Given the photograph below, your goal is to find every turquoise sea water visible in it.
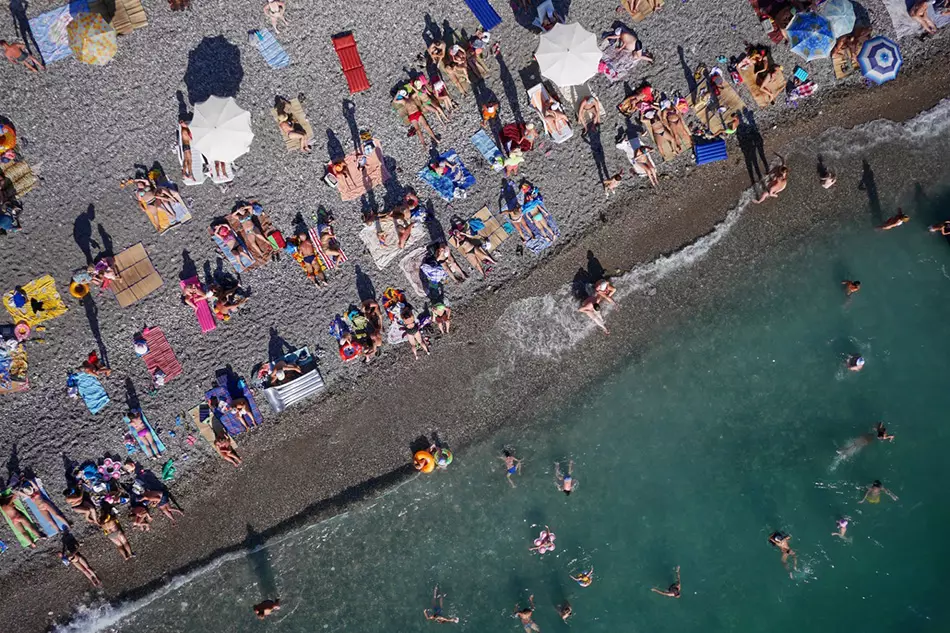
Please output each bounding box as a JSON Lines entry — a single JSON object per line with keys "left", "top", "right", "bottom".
{"left": 61, "top": 181, "right": 950, "bottom": 633}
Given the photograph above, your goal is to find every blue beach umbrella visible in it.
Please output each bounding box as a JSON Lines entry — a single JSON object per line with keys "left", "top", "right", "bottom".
{"left": 787, "top": 12, "right": 836, "bottom": 61}
{"left": 858, "top": 36, "right": 902, "bottom": 85}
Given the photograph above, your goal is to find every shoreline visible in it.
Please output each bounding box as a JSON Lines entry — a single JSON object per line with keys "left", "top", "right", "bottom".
{"left": 5, "top": 62, "right": 948, "bottom": 633}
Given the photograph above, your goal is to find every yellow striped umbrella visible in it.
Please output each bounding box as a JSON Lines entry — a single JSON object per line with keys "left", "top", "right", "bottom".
{"left": 67, "top": 13, "right": 117, "bottom": 66}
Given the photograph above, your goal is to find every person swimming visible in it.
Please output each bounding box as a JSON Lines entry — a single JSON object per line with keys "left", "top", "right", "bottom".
{"left": 832, "top": 518, "right": 849, "bottom": 539}
{"left": 570, "top": 567, "right": 593, "bottom": 587}
{"left": 879, "top": 209, "right": 909, "bottom": 230}
{"left": 876, "top": 422, "right": 895, "bottom": 442}
{"left": 650, "top": 566, "right": 681, "bottom": 598}
{"left": 499, "top": 450, "right": 522, "bottom": 488}
{"left": 253, "top": 599, "right": 281, "bottom": 619}
{"left": 859, "top": 480, "right": 899, "bottom": 504}
{"left": 768, "top": 532, "right": 798, "bottom": 577}
{"left": 513, "top": 595, "right": 540, "bottom": 632}
{"left": 842, "top": 280, "right": 861, "bottom": 296}
{"left": 557, "top": 602, "right": 572, "bottom": 622}
{"left": 847, "top": 355, "right": 865, "bottom": 372}
{"left": 554, "top": 460, "right": 575, "bottom": 496}
{"left": 423, "top": 586, "right": 459, "bottom": 624}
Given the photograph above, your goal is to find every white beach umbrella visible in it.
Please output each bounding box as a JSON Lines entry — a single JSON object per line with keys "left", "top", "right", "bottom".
{"left": 535, "top": 22, "right": 601, "bottom": 87}
{"left": 190, "top": 96, "right": 254, "bottom": 163}
{"left": 820, "top": 0, "right": 857, "bottom": 38}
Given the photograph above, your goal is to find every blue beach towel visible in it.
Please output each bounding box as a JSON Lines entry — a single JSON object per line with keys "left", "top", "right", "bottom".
{"left": 250, "top": 29, "right": 290, "bottom": 69}
{"left": 67, "top": 371, "right": 110, "bottom": 415}
{"left": 211, "top": 225, "right": 255, "bottom": 273}
{"left": 471, "top": 129, "right": 504, "bottom": 171}
{"left": 205, "top": 377, "right": 263, "bottom": 436}
{"left": 463, "top": 0, "right": 502, "bottom": 30}
{"left": 417, "top": 150, "right": 476, "bottom": 202}
{"left": 20, "top": 479, "right": 69, "bottom": 536}
{"left": 125, "top": 411, "right": 166, "bottom": 456}
{"left": 503, "top": 185, "right": 559, "bottom": 254}
{"left": 28, "top": 1, "right": 89, "bottom": 64}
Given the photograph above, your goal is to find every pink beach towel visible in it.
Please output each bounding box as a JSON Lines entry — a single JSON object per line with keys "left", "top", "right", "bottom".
{"left": 140, "top": 327, "right": 182, "bottom": 383}
{"left": 180, "top": 277, "right": 216, "bottom": 333}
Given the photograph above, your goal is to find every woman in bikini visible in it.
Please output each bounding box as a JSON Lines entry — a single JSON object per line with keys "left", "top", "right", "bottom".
{"left": 633, "top": 146, "right": 659, "bottom": 188}
{"left": 400, "top": 307, "right": 429, "bottom": 359}
{"left": 434, "top": 242, "right": 467, "bottom": 282}
{"left": 429, "top": 76, "right": 456, "bottom": 114}
{"left": 17, "top": 480, "right": 69, "bottom": 530}
{"left": 444, "top": 46, "right": 472, "bottom": 94}
{"left": 504, "top": 204, "right": 533, "bottom": 242}
{"left": 645, "top": 110, "right": 678, "bottom": 157}
{"left": 521, "top": 184, "right": 557, "bottom": 242}
{"left": 141, "top": 490, "right": 184, "bottom": 523}
{"left": 411, "top": 78, "right": 448, "bottom": 123}
{"left": 1, "top": 493, "right": 44, "bottom": 546}
{"left": 128, "top": 179, "right": 177, "bottom": 229}
{"left": 318, "top": 223, "right": 345, "bottom": 265}
{"left": 278, "top": 115, "right": 311, "bottom": 152}
{"left": 61, "top": 535, "right": 101, "bottom": 587}
{"left": 768, "top": 532, "right": 797, "bottom": 577}
{"left": 651, "top": 566, "right": 681, "bottom": 597}
{"left": 215, "top": 436, "right": 242, "bottom": 466}
{"left": 753, "top": 154, "right": 789, "bottom": 203}
{"left": 179, "top": 120, "right": 195, "bottom": 179}
{"left": 129, "top": 411, "right": 162, "bottom": 458}
{"left": 65, "top": 486, "right": 99, "bottom": 524}
{"left": 449, "top": 227, "right": 496, "bottom": 279}
{"left": 662, "top": 108, "right": 692, "bottom": 153}
{"left": 233, "top": 204, "right": 275, "bottom": 260}
{"left": 98, "top": 507, "right": 134, "bottom": 560}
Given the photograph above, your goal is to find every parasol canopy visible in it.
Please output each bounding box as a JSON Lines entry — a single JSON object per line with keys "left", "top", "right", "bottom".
{"left": 190, "top": 96, "right": 254, "bottom": 163}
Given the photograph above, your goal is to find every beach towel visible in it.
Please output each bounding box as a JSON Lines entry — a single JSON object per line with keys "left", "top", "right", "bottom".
{"left": 136, "top": 180, "right": 192, "bottom": 232}
{"left": 620, "top": 0, "right": 664, "bottom": 22}
{"left": 188, "top": 404, "right": 237, "bottom": 454}
{"left": 688, "top": 76, "right": 746, "bottom": 136}
{"left": 67, "top": 371, "right": 110, "bottom": 415}
{"left": 110, "top": 243, "right": 163, "bottom": 307}
{"left": 399, "top": 247, "right": 429, "bottom": 298}
{"left": 598, "top": 39, "right": 647, "bottom": 82}
{"left": 270, "top": 98, "right": 313, "bottom": 152}
{"left": 0, "top": 148, "right": 38, "bottom": 198}
{"left": 180, "top": 277, "right": 216, "bottom": 333}
{"left": 224, "top": 207, "right": 278, "bottom": 267}
{"left": 177, "top": 125, "right": 207, "bottom": 185}
{"left": 883, "top": 0, "right": 950, "bottom": 37}
{"left": 332, "top": 33, "right": 370, "bottom": 93}
{"left": 108, "top": 0, "right": 148, "bottom": 35}
{"left": 210, "top": 223, "right": 256, "bottom": 273}
{"left": 737, "top": 62, "right": 786, "bottom": 107}
{"left": 3, "top": 275, "right": 68, "bottom": 328}
{"left": 503, "top": 184, "right": 559, "bottom": 254}
{"left": 205, "top": 376, "right": 263, "bottom": 436}
{"left": 533, "top": 0, "right": 563, "bottom": 29}
{"left": 358, "top": 219, "right": 425, "bottom": 269}
{"left": 1, "top": 493, "right": 41, "bottom": 547}
{"left": 250, "top": 29, "right": 290, "bottom": 69}
{"left": 528, "top": 84, "right": 574, "bottom": 144}
{"left": 0, "top": 342, "right": 28, "bottom": 394}
{"left": 138, "top": 327, "right": 182, "bottom": 384}
{"left": 28, "top": 0, "right": 90, "bottom": 64}
{"left": 20, "top": 479, "right": 69, "bottom": 536}
{"left": 464, "top": 0, "right": 502, "bottom": 30}
{"left": 333, "top": 142, "right": 391, "bottom": 201}
{"left": 831, "top": 48, "right": 858, "bottom": 80}
{"left": 471, "top": 129, "right": 505, "bottom": 171}
{"left": 210, "top": 162, "right": 235, "bottom": 185}
{"left": 309, "top": 225, "right": 348, "bottom": 270}
{"left": 417, "top": 150, "right": 476, "bottom": 202}
{"left": 125, "top": 411, "right": 166, "bottom": 456}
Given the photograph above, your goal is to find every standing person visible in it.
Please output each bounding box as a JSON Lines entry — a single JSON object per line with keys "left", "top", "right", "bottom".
{"left": 768, "top": 532, "right": 797, "bottom": 577}
{"left": 513, "top": 595, "right": 540, "bottom": 632}
{"left": 254, "top": 599, "right": 281, "bottom": 619}
{"left": 400, "top": 307, "right": 430, "bottom": 360}
{"left": 263, "top": 0, "right": 288, "bottom": 33}
{"left": 651, "top": 566, "right": 681, "bottom": 597}
{"left": 179, "top": 121, "right": 195, "bottom": 180}
{"left": 842, "top": 280, "right": 861, "bottom": 296}
{"left": 554, "top": 460, "right": 575, "bottom": 495}
{"left": 1, "top": 40, "right": 45, "bottom": 72}
{"left": 61, "top": 533, "right": 101, "bottom": 587}
{"left": 859, "top": 480, "right": 899, "bottom": 504}
{"left": 423, "top": 586, "right": 459, "bottom": 624}
{"left": 499, "top": 450, "right": 522, "bottom": 487}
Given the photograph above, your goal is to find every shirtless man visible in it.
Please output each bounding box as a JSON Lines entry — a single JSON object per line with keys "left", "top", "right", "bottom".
{"left": 499, "top": 450, "right": 522, "bottom": 487}
{"left": 605, "top": 28, "right": 653, "bottom": 62}
{"left": 543, "top": 102, "right": 570, "bottom": 136}
{"left": 859, "top": 479, "right": 899, "bottom": 504}
{"left": 513, "top": 595, "right": 539, "bottom": 632}
{"left": 768, "top": 532, "right": 797, "bottom": 577}
{"left": 842, "top": 280, "right": 861, "bottom": 296}
{"left": 1, "top": 40, "right": 44, "bottom": 72}
{"left": 423, "top": 586, "right": 459, "bottom": 624}
{"left": 651, "top": 566, "right": 681, "bottom": 597}
{"left": 394, "top": 90, "right": 440, "bottom": 148}
{"left": 1, "top": 493, "right": 44, "bottom": 547}
{"left": 179, "top": 121, "right": 195, "bottom": 179}
{"left": 267, "top": 360, "right": 302, "bottom": 386}
{"left": 753, "top": 154, "right": 789, "bottom": 203}
{"left": 579, "top": 294, "right": 609, "bottom": 335}
{"left": 292, "top": 232, "right": 327, "bottom": 285}
{"left": 620, "top": 0, "right": 661, "bottom": 18}
{"left": 215, "top": 437, "right": 242, "bottom": 466}
{"left": 254, "top": 599, "right": 281, "bottom": 619}
{"left": 554, "top": 460, "right": 576, "bottom": 496}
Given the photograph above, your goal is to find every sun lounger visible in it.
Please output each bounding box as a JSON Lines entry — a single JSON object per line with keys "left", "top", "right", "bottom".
{"left": 250, "top": 28, "right": 290, "bottom": 69}
{"left": 532, "top": 0, "right": 563, "bottom": 30}
{"left": 138, "top": 327, "right": 182, "bottom": 384}
{"left": 620, "top": 0, "right": 664, "bottom": 22}
{"left": 0, "top": 147, "right": 38, "bottom": 199}
{"left": 177, "top": 125, "right": 207, "bottom": 186}
{"left": 109, "top": 243, "right": 163, "bottom": 308}
{"left": 694, "top": 138, "right": 728, "bottom": 165}
{"left": 67, "top": 371, "right": 110, "bottom": 415}
{"left": 687, "top": 76, "right": 746, "bottom": 136}
{"left": 528, "top": 84, "right": 574, "bottom": 144}
{"left": 417, "top": 150, "right": 476, "bottom": 202}
{"left": 107, "top": 0, "right": 147, "bottom": 35}
{"left": 188, "top": 403, "right": 238, "bottom": 456}
{"left": 333, "top": 141, "right": 391, "bottom": 201}
{"left": 0, "top": 341, "right": 29, "bottom": 394}
{"left": 28, "top": 0, "right": 90, "bottom": 64}
{"left": 737, "top": 61, "right": 786, "bottom": 108}
{"left": 209, "top": 221, "right": 256, "bottom": 273}
{"left": 0, "top": 493, "right": 41, "bottom": 547}
{"left": 180, "top": 277, "right": 216, "bottom": 333}
{"left": 831, "top": 48, "right": 858, "bottom": 80}
{"left": 210, "top": 162, "right": 235, "bottom": 185}
{"left": 255, "top": 347, "right": 325, "bottom": 414}
{"left": 205, "top": 374, "right": 263, "bottom": 436}
{"left": 358, "top": 218, "right": 425, "bottom": 270}
{"left": 3, "top": 275, "right": 68, "bottom": 327}
{"left": 19, "top": 478, "right": 69, "bottom": 536}
{"left": 332, "top": 33, "right": 370, "bottom": 94}
{"left": 464, "top": 0, "right": 502, "bottom": 30}
{"left": 125, "top": 410, "right": 166, "bottom": 456}
{"left": 471, "top": 129, "right": 505, "bottom": 171}
{"left": 271, "top": 98, "right": 313, "bottom": 152}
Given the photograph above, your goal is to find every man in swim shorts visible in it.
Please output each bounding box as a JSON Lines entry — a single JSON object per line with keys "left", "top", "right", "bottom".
{"left": 423, "top": 586, "right": 459, "bottom": 624}
{"left": 841, "top": 280, "right": 861, "bottom": 296}
{"left": 499, "top": 450, "right": 522, "bottom": 488}
{"left": 768, "top": 532, "right": 797, "bottom": 577}
{"left": 513, "top": 595, "right": 540, "bottom": 632}
{"left": 554, "top": 460, "right": 575, "bottom": 495}
{"left": 651, "top": 565, "right": 681, "bottom": 597}
{"left": 859, "top": 480, "right": 898, "bottom": 504}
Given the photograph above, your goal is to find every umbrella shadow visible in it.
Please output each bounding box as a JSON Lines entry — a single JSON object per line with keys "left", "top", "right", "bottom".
{"left": 184, "top": 36, "right": 243, "bottom": 105}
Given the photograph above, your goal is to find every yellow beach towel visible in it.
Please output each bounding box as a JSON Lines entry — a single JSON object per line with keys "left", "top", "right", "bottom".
{"left": 3, "top": 275, "right": 68, "bottom": 327}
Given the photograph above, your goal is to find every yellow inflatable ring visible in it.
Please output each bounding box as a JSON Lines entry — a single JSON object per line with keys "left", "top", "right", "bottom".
{"left": 69, "top": 281, "right": 90, "bottom": 299}
{"left": 413, "top": 450, "right": 435, "bottom": 474}
{"left": 0, "top": 124, "right": 16, "bottom": 153}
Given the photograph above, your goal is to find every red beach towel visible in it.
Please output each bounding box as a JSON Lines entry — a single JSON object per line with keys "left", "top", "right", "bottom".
{"left": 140, "top": 327, "right": 182, "bottom": 383}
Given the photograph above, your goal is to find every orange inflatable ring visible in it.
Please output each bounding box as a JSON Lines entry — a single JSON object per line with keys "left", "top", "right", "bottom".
{"left": 0, "top": 124, "right": 16, "bottom": 153}
{"left": 69, "top": 281, "right": 90, "bottom": 299}
{"left": 413, "top": 450, "right": 435, "bottom": 474}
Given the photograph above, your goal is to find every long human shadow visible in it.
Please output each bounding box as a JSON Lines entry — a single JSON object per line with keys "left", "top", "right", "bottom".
{"left": 677, "top": 45, "right": 698, "bottom": 95}
{"left": 180, "top": 249, "right": 198, "bottom": 282}
{"left": 495, "top": 50, "right": 524, "bottom": 124}
{"left": 244, "top": 524, "right": 278, "bottom": 599}
{"left": 586, "top": 127, "right": 610, "bottom": 183}
{"left": 125, "top": 378, "right": 140, "bottom": 411}
{"left": 97, "top": 223, "right": 115, "bottom": 258}
{"left": 857, "top": 159, "right": 882, "bottom": 225}
{"left": 82, "top": 295, "right": 109, "bottom": 368}
{"left": 326, "top": 128, "right": 347, "bottom": 164}
{"left": 736, "top": 108, "right": 767, "bottom": 186}
{"left": 342, "top": 100, "right": 362, "bottom": 153}
{"left": 355, "top": 265, "right": 376, "bottom": 302}
{"left": 267, "top": 327, "right": 293, "bottom": 362}
{"left": 73, "top": 205, "right": 98, "bottom": 265}
{"left": 184, "top": 36, "right": 243, "bottom": 104}
{"left": 9, "top": 0, "right": 39, "bottom": 57}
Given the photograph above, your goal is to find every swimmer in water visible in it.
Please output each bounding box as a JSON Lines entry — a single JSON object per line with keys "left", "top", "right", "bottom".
{"left": 571, "top": 567, "right": 594, "bottom": 587}
{"left": 859, "top": 479, "right": 898, "bottom": 504}
{"left": 557, "top": 602, "right": 572, "bottom": 622}
{"left": 842, "top": 280, "right": 861, "bottom": 296}
{"left": 423, "top": 586, "right": 460, "bottom": 624}
{"left": 513, "top": 595, "right": 540, "bottom": 632}
{"left": 879, "top": 209, "right": 909, "bottom": 230}
{"left": 650, "top": 565, "right": 681, "bottom": 598}
{"left": 499, "top": 450, "right": 522, "bottom": 488}
{"left": 847, "top": 355, "right": 865, "bottom": 372}
{"left": 554, "top": 460, "right": 575, "bottom": 496}
{"left": 768, "top": 532, "right": 798, "bottom": 578}
{"left": 876, "top": 422, "right": 895, "bottom": 442}
{"left": 832, "top": 518, "right": 849, "bottom": 539}
{"left": 253, "top": 599, "right": 281, "bottom": 619}
{"left": 928, "top": 220, "right": 950, "bottom": 236}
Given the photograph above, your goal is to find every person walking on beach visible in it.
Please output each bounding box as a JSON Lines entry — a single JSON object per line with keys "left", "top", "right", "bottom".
{"left": 499, "top": 450, "right": 522, "bottom": 487}
{"left": 263, "top": 0, "right": 288, "bottom": 33}
{"left": 579, "top": 294, "right": 610, "bottom": 335}
{"left": 554, "top": 460, "right": 575, "bottom": 495}
{"left": 513, "top": 595, "right": 540, "bottom": 632}
{"left": 651, "top": 565, "right": 681, "bottom": 597}
{"left": 254, "top": 598, "right": 281, "bottom": 619}
{"left": 768, "top": 532, "right": 797, "bottom": 578}
{"left": 859, "top": 480, "right": 898, "bottom": 504}
{"left": 423, "top": 586, "right": 459, "bottom": 624}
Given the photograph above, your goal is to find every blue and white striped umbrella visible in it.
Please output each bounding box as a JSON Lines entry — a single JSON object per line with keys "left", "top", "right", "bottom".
{"left": 787, "top": 12, "right": 836, "bottom": 61}
{"left": 858, "top": 36, "right": 902, "bottom": 85}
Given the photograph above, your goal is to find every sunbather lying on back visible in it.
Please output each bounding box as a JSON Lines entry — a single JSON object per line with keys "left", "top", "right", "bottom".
{"left": 65, "top": 486, "right": 98, "bottom": 524}
{"left": 267, "top": 360, "right": 302, "bottom": 386}
{"left": 130, "top": 502, "right": 153, "bottom": 531}
{"left": 1, "top": 492, "right": 45, "bottom": 547}
{"left": 448, "top": 223, "right": 496, "bottom": 279}
{"left": 181, "top": 282, "right": 211, "bottom": 310}
{"left": 128, "top": 178, "right": 181, "bottom": 228}
{"left": 140, "top": 489, "right": 184, "bottom": 523}
{"left": 318, "top": 222, "right": 345, "bottom": 265}
{"left": 80, "top": 351, "right": 111, "bottom": 378}
{"left": 213, "top": 224, "right": 252, "bottom": 263}
{"left": 215, "top": 437, "right": 242, "bottom": 466}
{"left": 234, "top": 203, "right": 276, "bottom": 261}
{"left": 544, "top": 102, "right": 570, "bottom": 135}
{"left": 433, "top": 242, "right": 467, "bottom": 282}
{"left": 129, "top": 411, "right": 162, "bottom": 458}
{"left": 278, "top": 114, "right": 312, "bottom": 152}
{"left": 909, "top": 1, "right": 939, "bottom": 34}
{"left": 17, "top": 479, "right": 70, "bottom": 530}
{"left": 394, "top": 91, "right": 440, "bottom": 149}
{"left": 289, "top": 232, "right": 328, "bottom": 285}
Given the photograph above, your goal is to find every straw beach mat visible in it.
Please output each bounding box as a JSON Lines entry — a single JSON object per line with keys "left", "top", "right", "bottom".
{"left": 270, "top": 98, "right": 314, "bottom": 152}
{"left": 111, "top": 243, "right": 163, "bottom": 307}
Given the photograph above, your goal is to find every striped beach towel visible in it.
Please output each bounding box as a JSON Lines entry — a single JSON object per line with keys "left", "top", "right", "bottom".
{"left": 250, "top": 29, "right": 290, "bottom": 69}
{"left": 308, "top": 226, "right": 347, "bottom": 271}
{"left": 180, "top": 277, "right": 216, "bottom": 333}
{"left": 139, "top": 327, "right": 182, "bottom": 383}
